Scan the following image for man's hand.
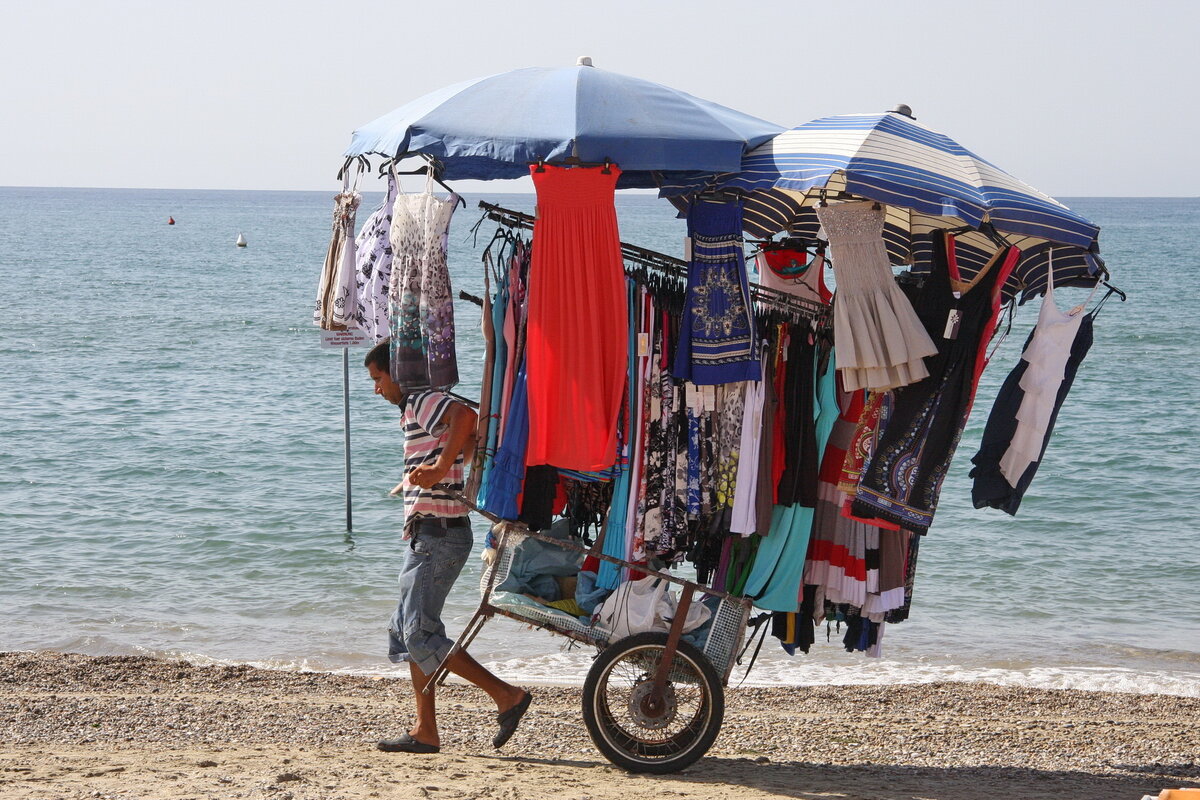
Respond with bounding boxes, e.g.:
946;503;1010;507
407;464;449;490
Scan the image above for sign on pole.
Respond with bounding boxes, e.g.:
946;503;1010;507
321;329;375;533
321;329;374;349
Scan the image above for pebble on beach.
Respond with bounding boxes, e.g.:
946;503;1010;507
1;651;1197;800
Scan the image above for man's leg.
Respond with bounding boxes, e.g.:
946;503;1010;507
444;648;527;712
408;662;441;746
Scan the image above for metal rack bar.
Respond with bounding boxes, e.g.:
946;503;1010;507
476;200;832;326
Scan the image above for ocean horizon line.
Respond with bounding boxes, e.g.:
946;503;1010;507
1;184;1197;200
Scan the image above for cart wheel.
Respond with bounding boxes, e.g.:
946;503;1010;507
581;632;724;774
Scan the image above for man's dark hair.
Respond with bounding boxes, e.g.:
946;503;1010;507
364;340;389;372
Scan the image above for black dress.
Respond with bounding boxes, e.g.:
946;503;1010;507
851;234;1013;532
969;312;1096;515
775;329;819;508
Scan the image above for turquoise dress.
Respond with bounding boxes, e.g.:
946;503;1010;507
743;345;839;612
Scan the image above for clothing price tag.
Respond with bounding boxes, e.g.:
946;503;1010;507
683;237;693;261
943;308;962;340
687;382;703;412
703;385;717;413
320;329;374;349
637;332;649;357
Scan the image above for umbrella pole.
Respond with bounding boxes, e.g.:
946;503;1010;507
343;346;353;532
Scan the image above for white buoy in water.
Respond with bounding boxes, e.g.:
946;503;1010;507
236;232;247;248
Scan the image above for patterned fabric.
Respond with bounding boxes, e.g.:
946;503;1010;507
685;385;703;514
851;234;1007;531
313;191;361;329
673;198;761;385
401;389;468;520
839;391;886;497
653;336;688;559
351;173;398;340
638;315;666;558
628;292;654;564
713;382;746;510
388;182;459;389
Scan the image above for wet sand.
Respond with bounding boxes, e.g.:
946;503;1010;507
1;651;1197;799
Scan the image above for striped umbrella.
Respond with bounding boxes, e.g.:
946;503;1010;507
660;110;1106;302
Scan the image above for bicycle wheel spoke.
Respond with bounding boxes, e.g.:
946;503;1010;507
583;635;724;772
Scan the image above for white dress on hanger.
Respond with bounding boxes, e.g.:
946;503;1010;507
730;375;765;535
816;201;937;392
1000;265;1093;486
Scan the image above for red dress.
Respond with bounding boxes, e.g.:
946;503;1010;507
524;165;628;471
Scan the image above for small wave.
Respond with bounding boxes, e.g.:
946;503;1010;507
8;641;1200;698
475;653;1200;698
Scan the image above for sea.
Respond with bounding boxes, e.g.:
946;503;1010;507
1;187;1197;697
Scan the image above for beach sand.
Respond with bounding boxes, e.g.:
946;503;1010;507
2;652;1197;800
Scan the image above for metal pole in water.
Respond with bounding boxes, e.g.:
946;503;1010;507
343;346;352;532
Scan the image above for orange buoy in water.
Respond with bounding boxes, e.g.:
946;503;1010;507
168;216;175;225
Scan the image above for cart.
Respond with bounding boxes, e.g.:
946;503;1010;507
417;202;829;772
428;503;752;774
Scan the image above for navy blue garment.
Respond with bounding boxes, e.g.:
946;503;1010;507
673;199;761;384
969;312;1096;515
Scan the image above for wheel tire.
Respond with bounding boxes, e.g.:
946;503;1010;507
581;631;724;774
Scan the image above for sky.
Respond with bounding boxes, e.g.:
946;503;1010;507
1;0;1195;196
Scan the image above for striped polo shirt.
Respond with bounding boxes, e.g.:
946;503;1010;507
401;389;468;521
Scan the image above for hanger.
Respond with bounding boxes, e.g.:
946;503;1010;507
333;157;369;194
379;159;465;207
1086;262;1126;303
1096;279;1126;303
335;155;371;186
1090;284;1123;318
978;221;1012;250
815;188;880;210
531;157;614;174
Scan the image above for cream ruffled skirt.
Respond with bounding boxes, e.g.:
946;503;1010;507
834;284;938;392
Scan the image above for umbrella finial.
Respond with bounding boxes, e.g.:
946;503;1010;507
576;56;593;67
890;104;915;119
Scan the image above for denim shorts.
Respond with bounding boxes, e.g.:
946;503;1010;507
387;517;473;675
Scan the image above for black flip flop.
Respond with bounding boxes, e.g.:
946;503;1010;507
377;733;440;754
493;691;532;749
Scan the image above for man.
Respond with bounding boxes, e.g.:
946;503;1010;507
365;341;531;754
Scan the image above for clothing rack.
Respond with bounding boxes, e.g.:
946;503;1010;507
477;201;832;328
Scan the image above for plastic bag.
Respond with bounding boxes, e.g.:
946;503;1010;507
594;577;712;640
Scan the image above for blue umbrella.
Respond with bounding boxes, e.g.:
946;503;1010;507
661;109;1106;301
344;59;783;189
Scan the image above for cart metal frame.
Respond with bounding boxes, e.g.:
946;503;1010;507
427;495;751;772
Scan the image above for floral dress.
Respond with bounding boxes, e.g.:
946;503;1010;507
388;181;459;389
